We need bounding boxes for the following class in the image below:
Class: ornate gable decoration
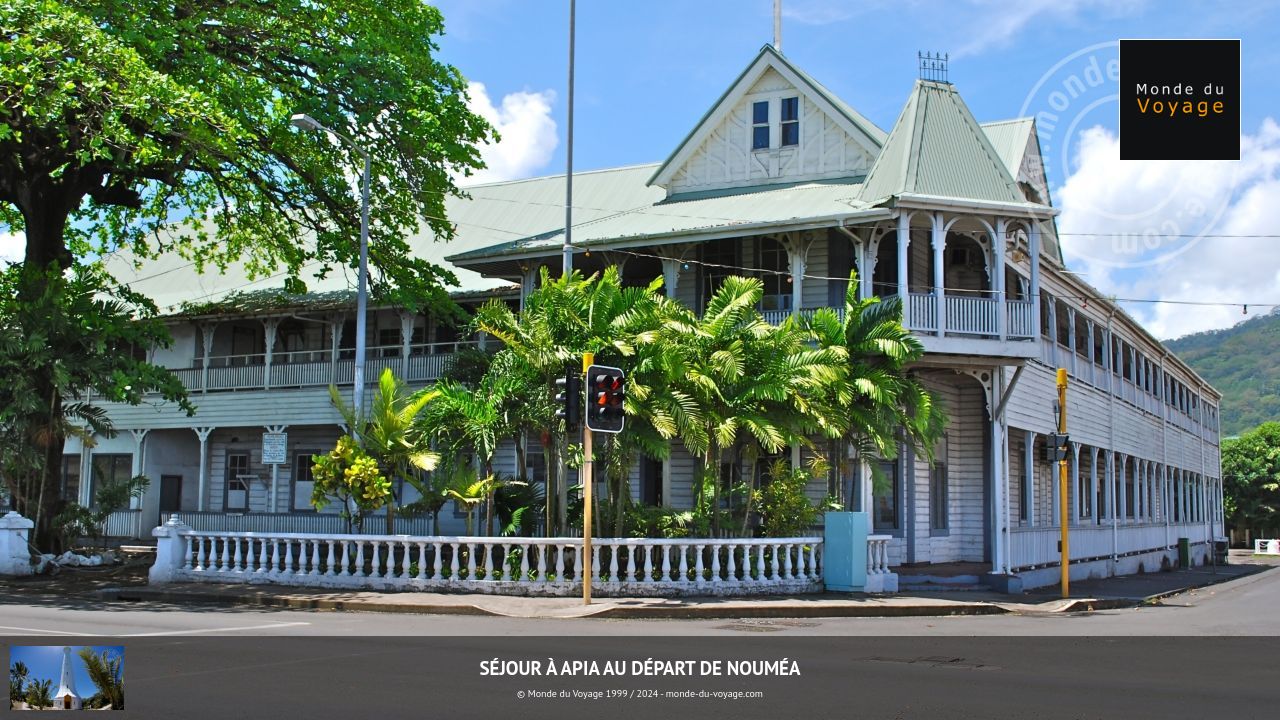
[648,45,886,196]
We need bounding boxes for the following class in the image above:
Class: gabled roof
[648,44,887,189]
[980,117,1036,179]
[859,80,1028,206]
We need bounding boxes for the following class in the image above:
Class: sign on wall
[261,432,288,465]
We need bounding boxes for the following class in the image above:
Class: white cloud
[0,229,23,264]
[1058,119,1280,340]
[460,81,558,185]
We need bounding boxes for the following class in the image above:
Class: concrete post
[149,514,191,584]
[0,511,34,576]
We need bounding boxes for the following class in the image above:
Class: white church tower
[54,646,82,710]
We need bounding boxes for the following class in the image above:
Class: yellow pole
[1057,368,1070,598]
[582,352,594,605]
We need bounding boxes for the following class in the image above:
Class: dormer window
[781,97,799,146]
[752,101,770,150]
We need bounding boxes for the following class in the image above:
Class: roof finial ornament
[918,51,950,84]
[774,0,782,54]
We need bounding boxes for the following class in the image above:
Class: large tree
[1222,422,1280,540]
[0,0,494,546]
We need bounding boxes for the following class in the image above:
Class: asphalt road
[4,569,1278,718]
[1,564,1278,637]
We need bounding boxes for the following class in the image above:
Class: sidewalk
[93,561,1273,620]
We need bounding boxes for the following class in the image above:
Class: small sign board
[262,432,288,465]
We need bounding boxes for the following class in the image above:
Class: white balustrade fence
[149,518,823,597]
[864,535,897,593]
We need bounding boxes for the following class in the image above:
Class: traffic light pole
[582,351,594,605]
[1057,368,1070,599]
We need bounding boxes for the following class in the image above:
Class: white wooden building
[77,46,1222,591]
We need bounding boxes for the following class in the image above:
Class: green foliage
[77,647,124,710]
[9,661,28,706]
[327,368,438,533]
[25,678,52,711]
[1165,311,1280,436]
[756,459,826,537]
[495,479,544,537]
[311,436,391,532]
[1222,422,1280,536]
[54,473,149,549]
[0,0,493,307]
[0,263,188,550]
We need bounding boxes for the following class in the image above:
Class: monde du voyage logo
[1120,39,1240,160]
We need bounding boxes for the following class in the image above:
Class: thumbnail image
[9,646,124,711]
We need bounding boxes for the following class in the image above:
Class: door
[640,456,662,507]
[160,475,182,513]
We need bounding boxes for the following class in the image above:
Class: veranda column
[399,311,415,378]
[193,427,215,512]
[1117,454,1128,520]
[1089,447,1099,524]
[990,369,1008,574]
[896,212,910,324]
[329,315,343,385]
[199,323,215,394]
[994,218,1007,340]
[1070,443,1081,524]
[129,429,149,511]
[263,317,279,390]
[931,213,945,337]
[1028,223,1041,336]
[860,231,879,300]
[1024,430,1035,527]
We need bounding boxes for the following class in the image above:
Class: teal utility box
[823,511,869,592]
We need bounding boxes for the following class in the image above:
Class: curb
[99,586,1015,619]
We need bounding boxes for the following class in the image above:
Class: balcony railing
[172,341,481,393]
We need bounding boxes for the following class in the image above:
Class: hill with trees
[1165,309,1280,437]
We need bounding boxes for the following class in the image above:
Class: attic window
[781,97,799,146]
[752,101,769,150]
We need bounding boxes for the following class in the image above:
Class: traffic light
[1046,432,1070,463]
[585,364,625,433]
[554,365,581,430]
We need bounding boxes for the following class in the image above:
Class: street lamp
[289,113,372,421]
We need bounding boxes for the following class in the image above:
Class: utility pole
[581,351,594,605]
[1057,368,1071,598]
[562,0,576,277]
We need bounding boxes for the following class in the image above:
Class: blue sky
[432,0,1280,339]
[10,645,123,700]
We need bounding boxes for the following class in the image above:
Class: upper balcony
[171,340,482,393]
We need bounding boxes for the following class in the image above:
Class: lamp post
[290,113,371,420]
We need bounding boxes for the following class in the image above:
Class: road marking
[0,625,85,636]
[120,621,311,637]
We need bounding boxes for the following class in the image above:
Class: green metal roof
[859,80,1028,206]
[447,178,872,263]
[980,117,1036,180]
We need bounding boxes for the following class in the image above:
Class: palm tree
[25,677,52,711]
[78,647,124,710]
[651,276,846,533]
[803,272,946,504]
[329,368,439,533]
[9,660,28,708]
[474,266,670,535]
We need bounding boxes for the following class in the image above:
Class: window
[292,452,318,511]
[873,460,899,532]
[930,463,948,531]
[701,238,739,305]
[780,97,799,146]
[225,452,251,512]
[61,455,81,504]
[752,101,770,150]
[758,237,791,312]
[89,454,132,509]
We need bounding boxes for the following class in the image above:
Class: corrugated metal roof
[447,179,871,261]
[859,80,1027,205]
[103,165,662,313]
[980,118,1035,179]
